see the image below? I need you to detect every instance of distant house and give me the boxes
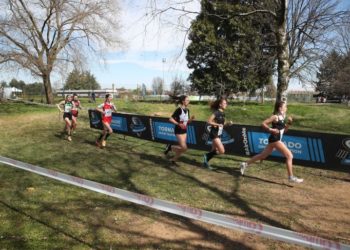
[287,90,316,103]
[56,89,118,98]
[1,87,23,99]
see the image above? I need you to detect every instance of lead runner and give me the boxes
[239,101,303,183]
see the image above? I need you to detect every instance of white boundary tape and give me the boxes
[0,155,349,250]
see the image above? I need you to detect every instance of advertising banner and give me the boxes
[89,110,350,171]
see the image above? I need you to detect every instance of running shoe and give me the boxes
[67,136,72,142]
[202,154,214,170]
[240,162,247,176]
[95,139,101,147]
[101,140,106,147]
[164,144,172,155]
[169,160,179,167]
[289,176,304,183]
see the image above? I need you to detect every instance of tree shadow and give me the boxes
[0,199,99,249]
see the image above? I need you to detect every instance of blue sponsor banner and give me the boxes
[110,116,128,132]
[89,110,349,171]
[152,121,177,142]
[152,121,197,144]
[247,132,326,162]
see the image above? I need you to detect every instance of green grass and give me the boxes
[0,100,349,249]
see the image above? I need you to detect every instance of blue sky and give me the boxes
[2,0,350,91]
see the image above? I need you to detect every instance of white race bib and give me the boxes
[105,109,112,117]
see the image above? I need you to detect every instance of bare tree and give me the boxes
[170,75,185,96]
[143,0,348,109]
[0,0,122,103]
[334,15,350,55]
[152,76,164,95]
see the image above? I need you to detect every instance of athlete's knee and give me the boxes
[181,144,188,152]
[218,148,225,154]
[286,152,293,161]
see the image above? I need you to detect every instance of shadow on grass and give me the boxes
[0,200,99,249]
[0,130,300,248]
[0,195,254,250]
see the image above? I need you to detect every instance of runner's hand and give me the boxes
[179,123,187,130]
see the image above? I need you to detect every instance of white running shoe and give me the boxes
[240,162,247,176]
[289,176,304,183]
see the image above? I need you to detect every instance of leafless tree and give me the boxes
[152,76,164,95]
[170,75,186,96]
[0,0,122,103]
[334,15,350,55]
[143,0,348,108]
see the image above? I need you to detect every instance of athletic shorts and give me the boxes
[268,133,281,143]
[102,117,112,124]
[63,113,72,120]
[174,125,187,135]
[209,128,222,140]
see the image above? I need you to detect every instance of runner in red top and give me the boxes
[95,94,116,147]
[71,93,83,134]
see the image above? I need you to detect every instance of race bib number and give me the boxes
[64,105,72,113]
[105,109,112,117]
[280,129,284,140]
[218,126,223,136]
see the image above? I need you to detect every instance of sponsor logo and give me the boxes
[342,138,350,151]
[110,116,128,132]
[98,183,115,193]
[248,132,325,163]
[229,216,263,233]
[26,163,37,171]
[90,112,101,126]
[130,116,146,136]
[135,194,154,206]
[202,125,234,145]
[295,232,340,250]
[149,118,155,140]
[177,204,202,219]
[47,169,58,177]
[152,121,197,144]
[336,149,348,159]
[242,128,250,156]
[70,176,84,185]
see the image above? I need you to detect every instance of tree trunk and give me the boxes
[275,0,290,111]
[42,74,54,104]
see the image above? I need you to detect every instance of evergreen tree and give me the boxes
[9,78,26,90]
[316,50,350,98]
[64,69,101,90]
[186,0,275,96]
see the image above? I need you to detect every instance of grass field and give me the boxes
[0,99,349,249]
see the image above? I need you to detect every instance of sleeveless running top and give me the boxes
[98,102,115,123]
[172,107,189,134]
[72,100,80,116]
[268,114,286,143]
[209,110,225,138]
[64,101,73,113]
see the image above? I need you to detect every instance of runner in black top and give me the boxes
[164,95,195,165]
[239,101,303,183]
[203,97,232,170]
